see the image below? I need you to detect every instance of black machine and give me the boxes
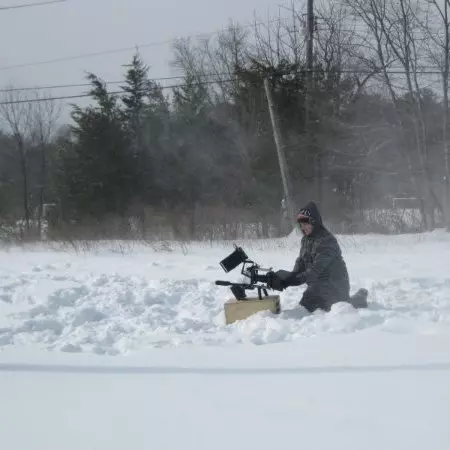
[215,245,274,300]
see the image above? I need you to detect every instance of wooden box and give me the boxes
[224,295,281,325]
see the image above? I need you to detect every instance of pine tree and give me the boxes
[120,52,151,139]
[58,73,138,219]
[119,52,172,205]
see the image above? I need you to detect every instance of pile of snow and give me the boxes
[1,230,450,355]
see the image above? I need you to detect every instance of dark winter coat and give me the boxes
[290,202,350,311]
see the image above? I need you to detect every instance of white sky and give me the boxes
[0,0,296,123]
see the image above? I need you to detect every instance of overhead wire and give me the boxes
[0,77,239,105]
[0,66,446,95]
[0,75,191,92]
[0,61,450,93]
[0,0,66,10]
[0,66,447,105]
[0,17,290,72]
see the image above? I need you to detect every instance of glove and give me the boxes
[283,270,306,286]
[273,270,306,287]
[266,271,285,291]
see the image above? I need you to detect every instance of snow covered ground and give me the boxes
[1,229,450,449]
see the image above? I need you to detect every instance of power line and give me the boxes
[0,17,289,72]
[0,78,239,105]
[1,67,449,94]
[0,75,188,92]
[0,72,246,93]
[0,81,114,92]
[0,0,66,10]
[1,65,449,105]
[0,41,175,71]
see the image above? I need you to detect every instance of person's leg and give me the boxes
[349,288,369,308]
[300,284,337,312]
[299,286,322,312]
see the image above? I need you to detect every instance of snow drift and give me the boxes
[1,230,450,355]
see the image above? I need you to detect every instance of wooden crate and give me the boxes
[224,295,281,325]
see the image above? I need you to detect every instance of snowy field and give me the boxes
[1,229,450,449]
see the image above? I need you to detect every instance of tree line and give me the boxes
[1,0,450,240]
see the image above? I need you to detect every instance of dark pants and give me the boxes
[300,285,368,312]
[299,286,334,312]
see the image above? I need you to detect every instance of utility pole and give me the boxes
[306,0,314,90]
[304,0,314,131]
[444,0,450,231]
[305,0,322,203]
[264,77,295,227]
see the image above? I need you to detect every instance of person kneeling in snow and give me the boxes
[267,201,368,313]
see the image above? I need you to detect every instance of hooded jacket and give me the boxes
[290,202,350,305]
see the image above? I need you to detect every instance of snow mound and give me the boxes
[1,231,450,355]
[0,272,449,355]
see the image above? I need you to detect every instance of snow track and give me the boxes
[1,231,450,355]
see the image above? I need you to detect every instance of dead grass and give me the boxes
[0,206,444,257]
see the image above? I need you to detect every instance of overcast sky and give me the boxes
[0,0,294,122]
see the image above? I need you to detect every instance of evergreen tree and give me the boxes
[57,74,137,219]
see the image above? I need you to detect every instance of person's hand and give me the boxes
[266,271,285,291]
[273,269,306,287]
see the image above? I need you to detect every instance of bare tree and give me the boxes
[29,91,61,235]
[0,88,60,235]
[171,21,250,104]
[420,0,450,229]
[345,0,439,229]
[249,6,307,69]
[315,0,379,113]
[0,88,34,231]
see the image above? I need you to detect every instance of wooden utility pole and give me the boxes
[306,0,314,91]
[444,0,450,231]
[264,77,295,223]
[305,0,322,203]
